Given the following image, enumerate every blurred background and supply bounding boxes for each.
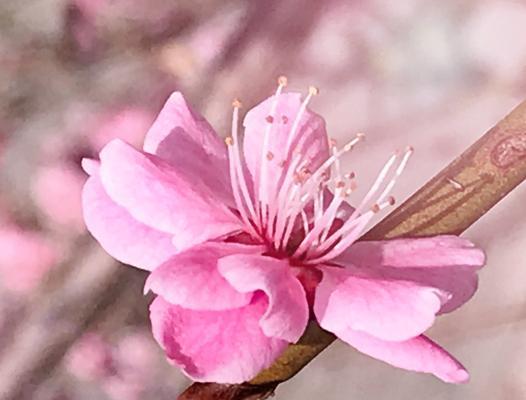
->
[0,0,525,399]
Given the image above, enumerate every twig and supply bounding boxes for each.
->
[178,99,526,399]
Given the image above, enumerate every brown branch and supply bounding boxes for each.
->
[178,99,526,399]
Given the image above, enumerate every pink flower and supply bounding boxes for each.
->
[66,333,113,381]
[32,107,153,233]
[0,225,58,294]
[82,80,485,384]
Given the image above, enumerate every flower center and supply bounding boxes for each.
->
[225,77,413,264]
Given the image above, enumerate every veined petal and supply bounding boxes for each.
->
[338,236,485,269]
[242,92,329,192]
[145,242,264,310]
[315,265,446,342]
[218,254,309,343]
[83,174,175,270]
[149,295,287,384]
[99,139,242,251]
[335,237,486,313]
[334,329,469,384]
[143,92,231,197]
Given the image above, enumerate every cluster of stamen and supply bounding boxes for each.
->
[225,77,413,264]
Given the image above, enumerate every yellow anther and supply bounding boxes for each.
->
[308,86,319,96]
[225,136,234,146]
[278,76,288,86]
[232,99,242,108]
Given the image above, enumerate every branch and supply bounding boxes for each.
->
[179,99,526,399]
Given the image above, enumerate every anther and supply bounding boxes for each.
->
[281,115,289,124]
[278,160,287,168]
[345,172,356,180]
[349,180,358,191]
[371,203,381,213]
[232,99,242,108]
[266,151,274,160]
[388,195,396,206]
[344,188,353,197]
[336,181,345,189]
[330,138,338,147]
[308,86,319,96]
[278,76,288,86]
[225,136,234,146]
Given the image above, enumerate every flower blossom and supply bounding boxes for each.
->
[82,78,485,384]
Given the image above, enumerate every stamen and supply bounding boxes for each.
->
[306,197,396,264]
[229,101,259,227]
[270,155,304,245]
[258,77,287,227]
[376,146,413,204]
[307,149,409,261]
[318,175,357,245]
[226,136,259,237]
[269,155,308,248]
[284,86,319,155]
[296,134,364,195]
[292,184,346,257]
[300,210,309,236]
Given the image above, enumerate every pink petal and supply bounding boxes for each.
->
[98,139,242,250]
[83,174,176,270]
[31,164,86,232]
[89,108,154,152]
[335,236,486,313]
[143,92,231,197]
[81,158,100,175]
[0,227,58,294]
[242,92,329,193]
[149,295,287,383]
[338,236,485,268]
[218,254,309,342]
[145,242,264,310]
[315,265,446,341]
[334,329,469,383]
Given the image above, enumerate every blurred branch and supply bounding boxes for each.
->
[0,238,144,400]
[178,99,526,400]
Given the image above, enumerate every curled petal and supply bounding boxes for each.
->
[99,139,242,251]
[335,236,486,313]
[143,92,231,197]
[218,254,309,343]
[149,295,287,383]
[315,265,446,342]
[334,329,469,384]
[338,236,485,269]
[83,174,175,270]
[145,242,264,310]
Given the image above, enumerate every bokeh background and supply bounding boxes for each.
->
[1,0,526,399]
